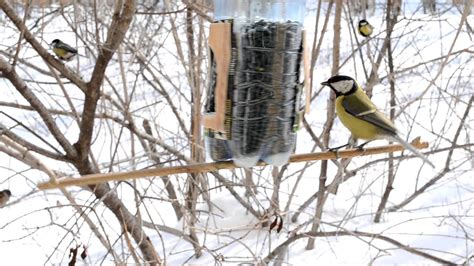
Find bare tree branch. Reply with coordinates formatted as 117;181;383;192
0;0;87;90
76;0;137;163
0;56;77;157
263;230;456;265
388;96;473;212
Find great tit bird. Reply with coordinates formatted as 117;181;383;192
0;189;11;206
358;19;373;37
51;39;78;61
321;75;434;167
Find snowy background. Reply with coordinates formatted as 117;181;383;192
0;0;473;265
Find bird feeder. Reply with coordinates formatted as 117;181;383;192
203;0;310;168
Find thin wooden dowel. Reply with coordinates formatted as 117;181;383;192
37;138;429;190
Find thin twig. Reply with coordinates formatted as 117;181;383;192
388;96;472;212
0;56;77;158
0;0;87;90
263;230;456;265
306;0;342;250
374;0;398;223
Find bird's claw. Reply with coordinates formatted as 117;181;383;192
327;143;351;159
327;147;341;159
355;141;371;151
355;145;366;152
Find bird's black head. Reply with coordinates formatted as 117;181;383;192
51;39;60;46
321;75;357;96
2;189;11;197
359;19;369;27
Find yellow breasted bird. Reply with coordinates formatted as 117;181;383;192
0;189;11;206
358;19;373;37
321;75;434;167
51;39;78;61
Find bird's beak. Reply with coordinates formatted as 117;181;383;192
321;81;329;86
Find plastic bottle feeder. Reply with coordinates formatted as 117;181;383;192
203;0;310;168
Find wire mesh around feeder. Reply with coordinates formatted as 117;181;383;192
203;20;304;166
230;20;304;166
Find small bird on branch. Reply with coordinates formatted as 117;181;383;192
358;19;374;37
0;189;11;206
51;39;78;61
321;75;434;167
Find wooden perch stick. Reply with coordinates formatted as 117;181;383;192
38;137;429;190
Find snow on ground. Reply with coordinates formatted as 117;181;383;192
0;1;473;265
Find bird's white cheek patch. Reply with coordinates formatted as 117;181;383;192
337;80;354;94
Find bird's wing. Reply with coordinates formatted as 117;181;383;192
57;42;78;53
342;93;398;135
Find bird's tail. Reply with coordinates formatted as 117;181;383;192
388;135;435;168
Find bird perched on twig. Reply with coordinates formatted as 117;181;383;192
321;75;434;167
51;39;78;61
0;189;11;206
358;19;374;37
